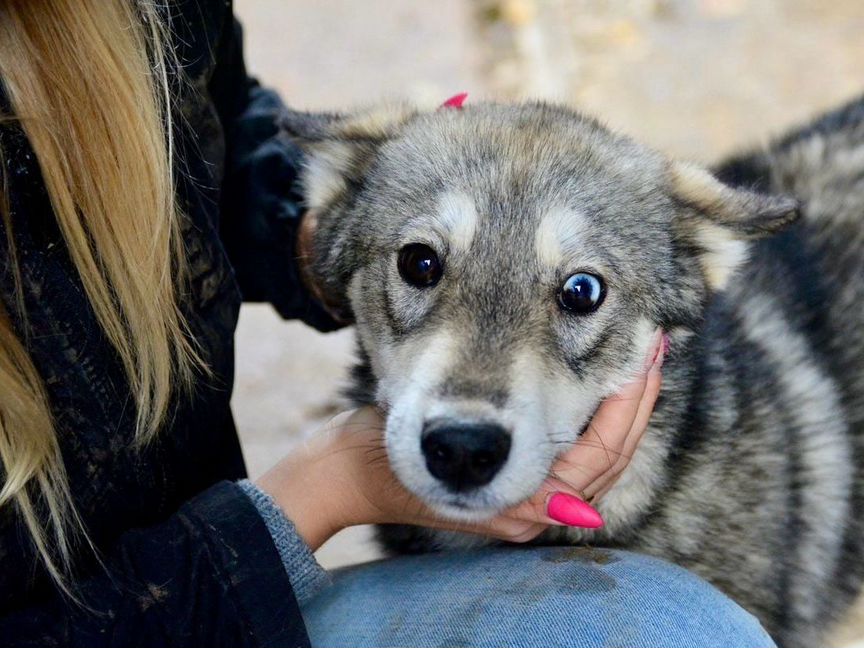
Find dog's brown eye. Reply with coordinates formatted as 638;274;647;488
398;243;443;288
558;273;605;314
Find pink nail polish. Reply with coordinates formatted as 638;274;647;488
547;493;604;528
657;334;670;369
643;329;663;370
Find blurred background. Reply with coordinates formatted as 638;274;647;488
231;1;864;643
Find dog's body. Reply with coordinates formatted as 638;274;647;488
285;96;864;647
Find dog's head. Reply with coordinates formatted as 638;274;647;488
283;101;797;520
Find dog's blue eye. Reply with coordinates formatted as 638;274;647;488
558;273;605;314
398;243;443;288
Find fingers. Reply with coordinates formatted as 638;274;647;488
474;518;549;543
504;488;560;525
397;503;548;543
491;475;601;534
551;329;664;496
583;338;665;500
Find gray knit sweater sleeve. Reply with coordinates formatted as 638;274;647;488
237;479;331;605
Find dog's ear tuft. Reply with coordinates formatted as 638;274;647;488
670;161;799;236
281;103;418;143
280;104;418;210
279;110;343;143
280;105;419;320
669;161;800;291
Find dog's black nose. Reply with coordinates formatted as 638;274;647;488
421;423;511;492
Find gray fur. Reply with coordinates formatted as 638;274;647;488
283;96;864;648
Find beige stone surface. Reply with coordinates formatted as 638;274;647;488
231;1;864;643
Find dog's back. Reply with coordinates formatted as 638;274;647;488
627;96;864;646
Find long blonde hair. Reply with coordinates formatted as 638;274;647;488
0;0;199;591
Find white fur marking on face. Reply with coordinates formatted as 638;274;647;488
431;192;478;254
534;207;586;268
382;328;460;491
380;327;457;409
500;351;596;497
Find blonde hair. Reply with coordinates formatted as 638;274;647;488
0;0;200;591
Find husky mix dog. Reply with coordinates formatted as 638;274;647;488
283;95;864;647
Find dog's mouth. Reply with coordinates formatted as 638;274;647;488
426;490;516;521
442;498;471;510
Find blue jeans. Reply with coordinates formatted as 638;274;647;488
302;547;776;648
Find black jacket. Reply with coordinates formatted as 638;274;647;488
0;2;335;646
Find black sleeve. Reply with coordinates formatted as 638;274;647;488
210;18;342;332
0;482;310;648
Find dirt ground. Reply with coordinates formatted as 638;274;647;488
231;1;864;644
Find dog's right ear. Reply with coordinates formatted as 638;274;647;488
280;104;418;209
668;161;799;291
281;104;419;322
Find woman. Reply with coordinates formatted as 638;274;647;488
0;2;774;646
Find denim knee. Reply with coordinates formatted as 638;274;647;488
302;546;776;648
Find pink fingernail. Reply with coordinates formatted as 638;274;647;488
643;328;663;371
547;493;604;528
657;334;670;368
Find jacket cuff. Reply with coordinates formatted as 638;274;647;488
237;479;331;604
182;481;311;648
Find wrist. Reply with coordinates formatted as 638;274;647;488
238;480;332;603
256;408;396;550
256;454;344;552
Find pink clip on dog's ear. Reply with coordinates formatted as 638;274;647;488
440;92;468;109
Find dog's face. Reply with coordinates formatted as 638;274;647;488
284;102;796;520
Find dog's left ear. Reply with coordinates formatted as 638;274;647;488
280;104;419;322
669;161;799;291
280;104;418;210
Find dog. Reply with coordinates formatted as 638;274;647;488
282;95;864;648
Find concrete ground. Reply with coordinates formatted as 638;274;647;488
231;1;864;644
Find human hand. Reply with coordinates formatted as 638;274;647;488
493;327;666;536
257;330;665;550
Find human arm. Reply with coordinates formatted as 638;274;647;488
208;15;341;331
0;483;310;648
